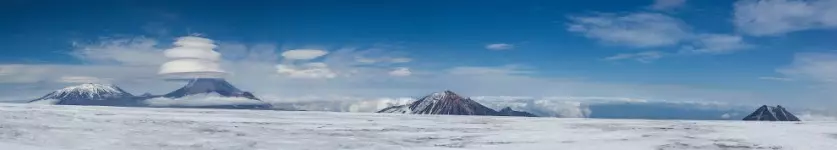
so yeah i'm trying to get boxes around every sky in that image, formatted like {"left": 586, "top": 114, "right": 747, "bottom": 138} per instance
{"left": 2, "top": 0, "right": 837, "bottom": 112}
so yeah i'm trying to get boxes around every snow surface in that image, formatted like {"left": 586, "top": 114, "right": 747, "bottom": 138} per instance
{"left": 1, "top": 104, "right": 836, "bottom": 150}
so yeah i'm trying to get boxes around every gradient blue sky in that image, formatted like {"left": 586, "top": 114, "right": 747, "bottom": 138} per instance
{"left": 2, "top": 0, "right": 837, "bottom": 110}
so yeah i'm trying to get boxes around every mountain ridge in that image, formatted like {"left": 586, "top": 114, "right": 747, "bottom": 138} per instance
{"left": 378, "top": 90, "right": 538, "bottom": 117}
{"left": 29, "top": 83, "right": 141, "bottom": 106}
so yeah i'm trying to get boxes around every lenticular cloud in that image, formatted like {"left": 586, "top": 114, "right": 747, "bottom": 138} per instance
{"left": 158, "top": 36, "right": 226, "bottom": 79}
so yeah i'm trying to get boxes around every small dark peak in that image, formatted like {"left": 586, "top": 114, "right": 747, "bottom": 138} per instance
{"left": 443, "top": 90, "right": 456, "bottom": 95}
{"left": 500, "top": 107, "right": 513, "bottom": 112}
{"left": 496, "top": 107, "right": 538, "bottom": 117}
{"left": 242, "top": 92, "right": 259, "bottom": 100}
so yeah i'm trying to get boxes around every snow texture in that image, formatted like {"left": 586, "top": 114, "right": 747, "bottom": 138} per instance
{"left": 0, "top": 103, "right": 836, "bottom": 150}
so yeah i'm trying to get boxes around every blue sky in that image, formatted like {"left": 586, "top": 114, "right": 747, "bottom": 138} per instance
{"left": 2, "top": 0, "right": 837, "bottom": 112}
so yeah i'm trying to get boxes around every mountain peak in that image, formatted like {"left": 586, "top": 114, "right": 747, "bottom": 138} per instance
{"left": 52, "top": 83, "right": 131, "bottom": 98}
{"left": 743, "top": 105, "right": 801, "bottom": 121}
{"left": 429, "top": 90, "right": 464, "bottom": 101}
{"left": 405, "top": 90, "right": 497, "bottom": 115}
{"left": 163, "top": 78, "right": 259, "bottom": 100}
{"left": 30, "top": 83, "right": 136, "bottom": 105}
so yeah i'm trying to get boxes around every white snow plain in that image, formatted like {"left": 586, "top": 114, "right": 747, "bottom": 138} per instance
{"left": 0, "top": 103, "right": 836, "bottom": 150}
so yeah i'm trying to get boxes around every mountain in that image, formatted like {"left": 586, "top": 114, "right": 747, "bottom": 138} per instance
{"left": 377, "top": 90, "right": 537, "bottom": 117}
{"left": 150, "top": 78, "right": 271, "bottom": 109}
{"left": 497, "top": 107, "right": 538, "bottom": 117}
{"left": 29, "top": 83, "right": 140, "bottom": 106}
{"left": 163, "top": 78, "right": 259, "bottom": 100}
{"left": 742, "top": 105, "right": 801, "bottom": 121}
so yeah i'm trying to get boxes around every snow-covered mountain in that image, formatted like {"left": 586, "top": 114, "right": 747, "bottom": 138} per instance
{"left": 29, "top": 83, "right": 139, "bottom": 106}
{"left": 162, "top": 78, "right": 259, "bottom": 100}
{"left": 743, "top": 105, "right": 801, "bottom": 121}
{"left": 378, "top": 90, "right": 536, "bottom": 117}
{"left": 148, "top": 78, "right": 271, "bottom": 109}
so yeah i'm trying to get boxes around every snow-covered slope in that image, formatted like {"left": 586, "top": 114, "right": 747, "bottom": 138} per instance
{"left": 1, "top": 103, "right": 836, "bottom": 150}
{"left": 28, "top": 83, "right": 138, "bottom": 106}
{"left": 379, "top": 90, "right": 523, "bottom": 116}
{"left": 150, "top": 78, "right": 271, "bottom": 109}
{"left": 163, "top": 78, "right": 258, "bottom": 100}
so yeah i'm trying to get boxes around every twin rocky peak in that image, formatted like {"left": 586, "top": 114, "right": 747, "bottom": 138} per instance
{"left": 377, "top": 90, "right": 538, "bottom": 117}
{"left": 742, "top": 105, "right": 801, "bottom": 121}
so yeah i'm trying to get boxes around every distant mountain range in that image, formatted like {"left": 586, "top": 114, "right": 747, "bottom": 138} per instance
{"left": 378, "top": 90, "right": 538, "bottom": 117}
{"left": 29, "top": 78, "right": 271, "bottom": 109}
{"left": 27, "top": 82, "right": 801, "bottom": 120}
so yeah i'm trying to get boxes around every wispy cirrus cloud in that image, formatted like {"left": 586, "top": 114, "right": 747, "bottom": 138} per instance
{"left": 777, "top": 51, "right": 837, "bottom": 83}
{"left": 758, "top": 76, "right": 794, "bottom": 82}
{"left": 485, "top": 43, "right": 515, "bottom": 50}
{"left": 733, "top": 0, "right": 837, "bottom": 36}
{"left": 567, "top": 13, "right": 690, "bottom": 48}
{"left": 603, "top": 51, "right": 664, "bottom": 63}
{"left": 649, "top": 0, "right": 687, "bottom": 11}
{"left": 568, "top": 6, "right": 752, "bottom": 62}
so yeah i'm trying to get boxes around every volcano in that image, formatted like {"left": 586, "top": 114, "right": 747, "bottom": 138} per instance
{"left": 378, "top": 90, "right": 536, "bottom": 117}
{"left": 144, "top": 78, "right": 271, "bottom": 109}
{"left": 162, "top": 78, "right": 259, "bottom": 100}
{"left": 29, "top": 83, "right": 140, "bottom": 106}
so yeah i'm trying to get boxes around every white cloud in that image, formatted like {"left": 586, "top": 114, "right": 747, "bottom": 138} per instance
{"left": 389, "top": 57, "right": 412, "bottom": 63}
{"left": 158, "top": 36, "right": 226, "bottom": 79}
{"left": 777, "top": 51, "right": 837, "bottom": 83}
{"left": 281, "top": 49, "right": 328, "bottom": 60}
{"left": 796, "top": 111, "right": 837, "bottom": 121}
{"left": 388, "top": 67, "right": 411, "bottom": 77}
{"left": 680, "top": 34, "right": 752, "bottom": 54}
{"left": 55, "top": 76, "right": 109, "bottom": 84}
{"left": 604, "top": 51, "right": 664, "bottom": 63}
{"left": 143, "top": 93, "right": 270, "bottom": 107}
{"left": 276, "top": 63, "right": 337, "bottom": 79}
{"left": 758, "top": 76, "right": 794, "bottom": 81}
{"left": 71, "top": 37, "right": 166, "bottom": 66}
{"left": 447, "top": 65, "right": 533, "bottom": 76}
{"left": 569, "top": 11, "right": 753, "bottom": 62}
{"left": 733, "top": 0, "right": 837, "bottom": 36}
{"left": 355, "top": 57, "right": 412, "bottom": 64}
{"left": 649, "top": 0, "right": 687, "bottom": 11}
{"left": 567, "top": 12, "right": 690, "bottom": 48}
{"left": 485, "top": 43, "right": 515, "bottom": 50}
{"left": 0, "top": 65, "right": 52, "bottom": 83}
